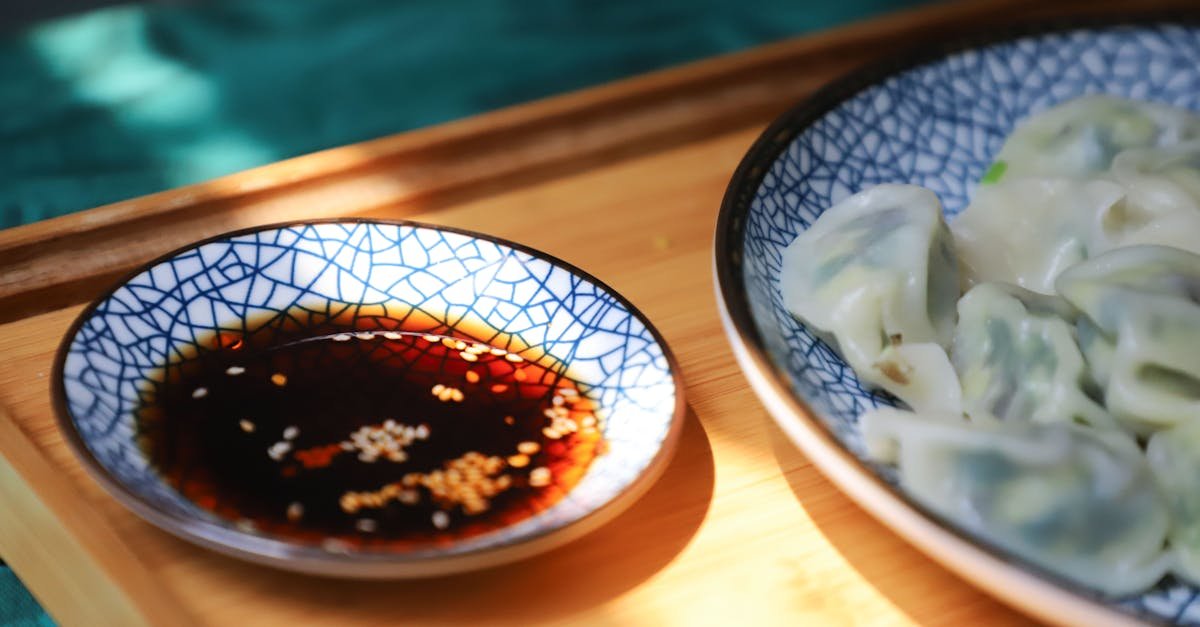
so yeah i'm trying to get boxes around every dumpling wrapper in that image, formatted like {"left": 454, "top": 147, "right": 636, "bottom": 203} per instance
{"left": 1056, "top": 245, "right": 1200, "bottom": 432}
{"left": 987, "top": 95, "right": 1200, "bottom": 181}
{"left": 1147, "top": 421, "right": 1200, "bottom": 586}
{"left": 1105, "top": 140, "right": 1200, "bottom": 255}
{"left": 780, "top": 184, "right": 961, "bottom": 413}
{"left": 951, "top": 177, "right": 1126, "bottom": 294}
{"left": 952, "top": 282, "right": 1117, "bottom": 430}
{"left": 862, "top": 407, "right": 1171, "bottom": 597}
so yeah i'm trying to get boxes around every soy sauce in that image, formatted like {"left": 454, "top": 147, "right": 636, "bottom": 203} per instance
{"left": 135, "top": 311, "right": 606, "bottom": 549}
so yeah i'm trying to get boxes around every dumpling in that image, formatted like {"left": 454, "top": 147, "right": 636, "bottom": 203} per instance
{"left": 1055, "top": 245, "right": 1200, "bottom": 432}
{"left": 950, "top": 177, "right": 1126, "bottom": 294}
{"left": 985, "top": 95, "right": 1200, "bottom": 181}
{"left": 862, "top": 407, "right": 1170, "bottom": 596}
{"left": 1146, "top": 422, "right": 1200, "bottom": 586}
{"left": 1075, "top": 316, "right": 1115, "bottom": 395}
{"left": 1105, "top": 141, "right": 1200, "bottom": 255}
{"left": 1111, "top": 140, "right": 1200, "bottom": 215}
{"left": 952, "top": 283, "right": 1117, "bottom": 429}
{"left": 780, "top": 184, "right": 961, "bottom": 413}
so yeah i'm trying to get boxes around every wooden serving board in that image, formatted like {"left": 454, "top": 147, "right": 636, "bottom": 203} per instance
{"left": 0, "top": 1, "right": 1191, "bottom": 624}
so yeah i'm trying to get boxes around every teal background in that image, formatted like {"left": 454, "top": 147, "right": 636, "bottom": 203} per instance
{"left": 0, "top": 0, "right": 928, "bottom": 229}
{"left": 0, "top": 0, "right": 927, "bottom": 623}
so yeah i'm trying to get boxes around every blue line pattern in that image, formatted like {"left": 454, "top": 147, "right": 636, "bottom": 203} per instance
{"left": 61, "top": 221, "right": 676, "bottom": 556}
{"left": 742, "top": 25, "right": 1200, "bottom": 622}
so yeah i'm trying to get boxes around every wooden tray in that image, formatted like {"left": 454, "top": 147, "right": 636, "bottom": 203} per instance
{"left": 0, "top": 1, "right": 1189, "bottom": 624}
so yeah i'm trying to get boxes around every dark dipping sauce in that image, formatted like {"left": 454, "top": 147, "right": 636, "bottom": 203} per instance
{"left": 135, "top": 310, "right": 607, "bottom": 550}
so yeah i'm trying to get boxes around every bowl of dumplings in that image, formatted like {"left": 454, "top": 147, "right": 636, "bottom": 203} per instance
{"left": 715, "top": 19, "right": 1200, "bottom": 626}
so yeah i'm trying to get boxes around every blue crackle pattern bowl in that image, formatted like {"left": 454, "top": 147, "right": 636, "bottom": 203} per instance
{"left": 716, "top": 20, "right": 1200, "bottom": 625}
{"left": 54, "top": 219, "right": 683, "bottom": 578}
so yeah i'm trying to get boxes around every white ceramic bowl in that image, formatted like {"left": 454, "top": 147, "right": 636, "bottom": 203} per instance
{"left": 714, "top": 19, "right": 1200, "bottom": 626}
{"left": 55, "top": 219, "right": 684, "bottom": 577}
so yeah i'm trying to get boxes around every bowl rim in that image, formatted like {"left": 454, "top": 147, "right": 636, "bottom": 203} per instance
{"left": 51, "top": 217, "right": 687, "bottom": 578}
{"left": 712, "top": 13, "right": 1200, "bottom": 626}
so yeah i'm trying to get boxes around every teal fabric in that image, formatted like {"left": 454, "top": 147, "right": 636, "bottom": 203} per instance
{"left": 0, "top": 0, "right": 929, "bottom": 228}
{"left": 0, "top": 567, "right": 54, "bottom": 627}
{"left": 0, "top": 1, "right": 929, "bottom": 624}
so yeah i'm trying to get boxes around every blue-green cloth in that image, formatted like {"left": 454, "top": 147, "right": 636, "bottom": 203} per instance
{"left": 0, "top": 0, "right": 928, "bottom": 624}
{"left": 0, "top": 567, "right": 53, "bottom": 627}
{"left": 0, "top": 0, "right": 928, "bottom": 228}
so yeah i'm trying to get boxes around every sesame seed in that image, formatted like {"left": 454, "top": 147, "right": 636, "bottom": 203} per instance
{"left": 355, "top": 332, "right": 375, "bottom": 341}
{"left": 331, "top": 333, "right": 353, "bottom": 342}
{"left": 431, "top": 384, "right": 446, "bottom": 396}
{"left": 383, "top": 331, "right": 403, "bottom": 340}
{"left": 283, "top": 426, "right": 299, "bottom": 440}
{"left": 340, "top": 441, "right": 354, "bottom": 451}
{"left": 465, "top": 370, "right": 480, "bottom": 383}
{"left": 286, "top": 502, "right": 304, "bottom": 522}
{"left": 529, "top": 467, "right": 552, "bottom": 487}
{"left": 441, "top": 338, "right": 457, "bottom": 349}
{"left": 356, "top": 518, "right": 378, "bottom": 533}
{"left": 581, "top": 416, "right": 597, "bottom": 428}
{"left": 542, "top": 427, "right": 562, "bottom": 439}
{"left": 399, "top": 489, "right": 420, "bottom": 505}
{"left": 517, "top": 441, "right": 540, "bottom": 455}
{"left": 431, "top": 511, "right": 450, "bottom": 530}
{"left": 491, "top": 384, "right": 509, "bottom": 393}
{"left": 422, "top": 334, "right": 440, "bottom": 343}
{"left": 268, "top": 441, "right": 292, "bottom": 461}
{"left": 552, "top": 395, "right": 564, "bottom": 406}
{"left": 459, "top": 351, "right": 479, "bottom": 362}
{"left": 225, "top": 366, "right": 245, "bottom": 376}
{"left": 507, "top": 454, "right": 530, "bottom": 468}
{"left": 490, "top": 347, "right": 507, "bottom": 356}
{"left": 235, "top": 519, "right": 257, "bottom": 533}
{"left": 415, "top": 424, "right": 430, "bottom": 439}
{"left": 192, "top": 387, "right": 208, "bottom": 399}
{"left": 454, "top": 340, "right": 467, "bottom": 351}
{"left": 560, "top": 388, "right": 579, "bottom": 398}
{"left": 450, "top": 389, "right": 464, "bottom": 402}
{"left": 239, "top": 419, "right": 255, "bottom": 433}
{"left": 270, "top": 373, "right": 288, "bottom": 386}
{"left": 505, "top": 353, "right": 524, "bottom": 363}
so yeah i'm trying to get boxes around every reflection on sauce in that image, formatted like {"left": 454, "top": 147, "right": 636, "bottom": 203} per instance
{"left": 136, "top": 311, "right": 606, "bottom": 550}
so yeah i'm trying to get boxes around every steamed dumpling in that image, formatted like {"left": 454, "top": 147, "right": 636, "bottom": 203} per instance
{"left": 951, "top": 177, "right": 1125, "bottom": 293}
{"left": 1105, "top": 141, "right": 1200, "bottom": 254}
{"left": 1055, "top": 245, "right": 1200, "bottom": 432}
{"left": 1076, "top": 316, "right": 1116, "bottom": 395}
{"left": 952, "top": 283, "right": 1116, "bottom": 429}
{"left": 862, "top": 407, "right": 1170, "bottom": 596}
{"left": 1147, "top": 422, "right": 1200, "bottom": 586}
{"left": 780, "top": 184, "right": 961, "bottom": 413}
{"left": 986, "top": 95, "right": 1200, "bottom": 181}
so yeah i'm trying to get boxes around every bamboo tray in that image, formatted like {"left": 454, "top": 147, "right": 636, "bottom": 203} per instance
{"left": 0, "top": 1, "right": 1190, "bottom": 624}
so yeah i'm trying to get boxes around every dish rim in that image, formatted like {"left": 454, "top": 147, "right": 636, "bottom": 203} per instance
{"left": 51, "top": 217, "right": 687, "bottom": 578}
{"left": 712, "top": 13, "right": 1200, "bottom": 626}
